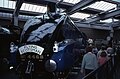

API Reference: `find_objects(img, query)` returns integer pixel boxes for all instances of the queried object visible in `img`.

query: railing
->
[82,54,119,79]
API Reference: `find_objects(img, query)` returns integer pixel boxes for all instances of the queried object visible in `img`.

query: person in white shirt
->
[81,46,98,79]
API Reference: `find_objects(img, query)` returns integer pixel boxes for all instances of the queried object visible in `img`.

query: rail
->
[82,54,119,79]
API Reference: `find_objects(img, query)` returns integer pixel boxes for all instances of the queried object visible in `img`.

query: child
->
[98,51,108,66]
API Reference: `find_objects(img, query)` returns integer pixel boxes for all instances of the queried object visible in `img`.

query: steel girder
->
[75,22,111,30]
[84,9,120,23]
[0,7,42,16]
[12,0,24,26]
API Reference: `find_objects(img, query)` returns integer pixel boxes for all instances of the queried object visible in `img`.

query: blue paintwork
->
[51,41,80,71]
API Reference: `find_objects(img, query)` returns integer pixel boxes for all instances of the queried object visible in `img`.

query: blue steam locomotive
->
[15,12,87,79]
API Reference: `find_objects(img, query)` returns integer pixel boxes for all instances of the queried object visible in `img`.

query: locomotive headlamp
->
[53,41,58,52]
[45,59,57,72]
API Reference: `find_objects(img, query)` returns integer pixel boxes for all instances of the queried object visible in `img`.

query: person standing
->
[97,46,107,58]
[98,51,108,66]
[92,46,98,56]
[81,46,98,79]
[97,51,109,79]
[107,45,113,57]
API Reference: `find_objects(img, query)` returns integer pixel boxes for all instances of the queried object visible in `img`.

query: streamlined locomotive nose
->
[45,59,57,72]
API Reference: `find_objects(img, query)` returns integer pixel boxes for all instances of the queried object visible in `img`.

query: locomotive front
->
[16,15,64,79]
[16,12,87,79]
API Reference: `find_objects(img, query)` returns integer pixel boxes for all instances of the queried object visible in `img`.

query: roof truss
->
[83,8,120,23]
[6,0,120,30]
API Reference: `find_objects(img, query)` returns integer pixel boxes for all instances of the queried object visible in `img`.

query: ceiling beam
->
[66,0,99,15]
[84,8,103,14]
[0,11,111,30]
[0,13,27,21]
[75,22,111,30]
[0,7,102,16]
[0,7,43,16]
[84,8,120,23]
[0,14,111,30]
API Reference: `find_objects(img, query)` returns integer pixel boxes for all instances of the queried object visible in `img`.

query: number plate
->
[19,45,44,55]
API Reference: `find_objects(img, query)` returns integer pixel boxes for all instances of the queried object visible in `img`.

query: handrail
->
[82,57,113,79]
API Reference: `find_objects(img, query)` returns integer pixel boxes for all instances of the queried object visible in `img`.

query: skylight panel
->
[26,4,34,12]
[100,18,119,23]
[0,0,4,7]
[38,6,47,13]
[20,3,26,11]
[0,0,47,13]
[20,3,47,13]
[8,1,16,9]
[0,0,16,9]
[3,0,9,8]
[35,5,41,12]
[88,1,117,11]
[70,12,90,19]
[63,0,81,4]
